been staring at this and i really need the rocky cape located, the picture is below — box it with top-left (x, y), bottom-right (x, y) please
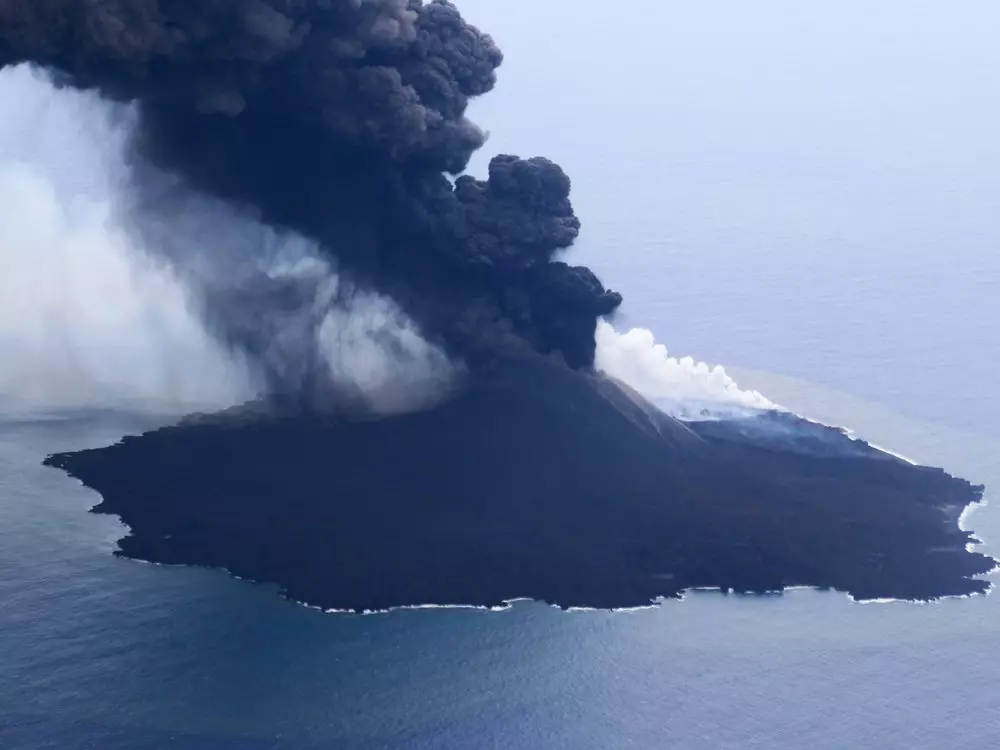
top-left (46, 356), bottom-right (994, 612)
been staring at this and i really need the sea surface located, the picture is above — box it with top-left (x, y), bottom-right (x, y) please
top-left (3, 1), bottom-right (1000, 748)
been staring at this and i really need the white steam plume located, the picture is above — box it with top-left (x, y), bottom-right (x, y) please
top-left (0, 67), bottom-right (258, 412)
top-left (595, 321), bottom-right (777, 420)
top-left (0, 65), bottom-right (456, 415)
top-left (316, 282), bottom-right (459, 414)
top-left (0, 161), bottom-right (261, 412)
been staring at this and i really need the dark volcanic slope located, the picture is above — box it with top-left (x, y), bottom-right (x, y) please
top-left (46, 357), bottom-right (994, 612)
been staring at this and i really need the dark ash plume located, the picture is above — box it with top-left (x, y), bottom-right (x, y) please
top-left (0, 0), bottom-right (622, 398)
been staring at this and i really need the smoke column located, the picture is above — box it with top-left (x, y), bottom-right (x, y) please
top-left (0, 1), bottom-right (774, 419)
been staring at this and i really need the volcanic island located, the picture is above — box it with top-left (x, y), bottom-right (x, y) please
top-left (45, 355), bottom-right (994, 612)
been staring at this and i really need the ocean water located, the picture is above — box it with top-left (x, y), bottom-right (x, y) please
top-left (3, 1), bottom-right (1000, 748)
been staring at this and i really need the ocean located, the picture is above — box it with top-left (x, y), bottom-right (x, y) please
top-left (2, 1), bottom-right (999, 748)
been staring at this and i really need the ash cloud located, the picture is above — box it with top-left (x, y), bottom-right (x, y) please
top-left (0, 0), bottom-right (623, 401)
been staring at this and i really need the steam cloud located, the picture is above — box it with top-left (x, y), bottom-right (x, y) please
top-left (595, 321), bottom-right (776, 420)
top-left (0, 67), bottom-right (253, 412)
top-left (0, 65), bottom-right (455, 413)
top-left (0, 161), bottom-right (256, 412)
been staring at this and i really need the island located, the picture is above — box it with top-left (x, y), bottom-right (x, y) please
top-left (45, 354), bottom-right (994, 613)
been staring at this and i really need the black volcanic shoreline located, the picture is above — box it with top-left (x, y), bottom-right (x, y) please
top-left (45, 356), bottom-right (994, 612)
